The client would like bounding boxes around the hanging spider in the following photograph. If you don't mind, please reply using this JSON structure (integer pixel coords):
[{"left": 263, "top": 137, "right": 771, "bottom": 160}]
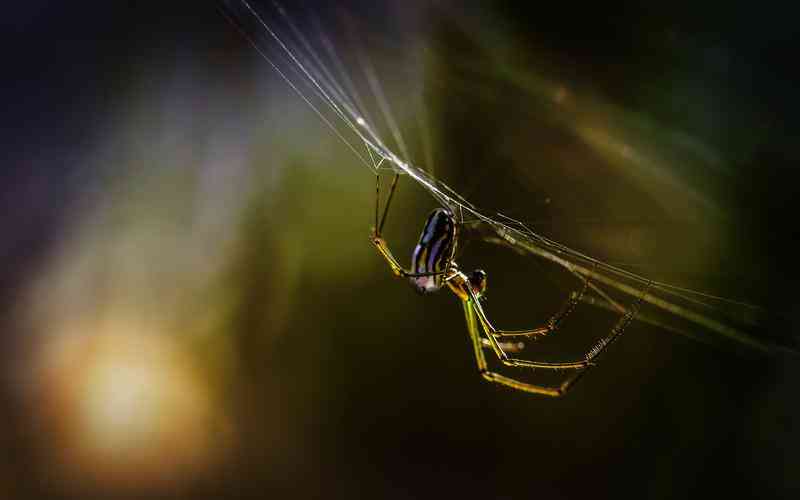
[{"left": 369, "top": 173, "right": 650, "bottom": 396}]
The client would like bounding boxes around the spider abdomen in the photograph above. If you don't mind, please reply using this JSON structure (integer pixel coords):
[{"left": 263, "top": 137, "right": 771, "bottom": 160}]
[{"left": 409, "top": 208, "right": 457, "bottom": 294}]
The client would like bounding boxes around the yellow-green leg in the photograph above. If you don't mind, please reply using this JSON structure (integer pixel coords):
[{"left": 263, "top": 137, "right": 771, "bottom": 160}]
[
  {"left": 371, "top": 172, "right": 445, "bottom": 279},
  {"left": 463, "top": 301, "right": 566, "bottom": 397},
  {"left": 467, "top": 282, "right": 646, "bottom": 370},
  {"left": 488, "top": 274, "right": 590, "bottom": 338},
  {"left": 463, "top": 281, "right": 650, "bottom": 396}
]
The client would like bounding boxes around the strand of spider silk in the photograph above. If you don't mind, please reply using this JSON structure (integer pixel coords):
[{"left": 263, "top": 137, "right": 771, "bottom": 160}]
[
  {"left": 512, "top": 219, "right": 762, "bottom": 311},
  {"left": 244, "top": 0, "right": 357, "bottom": 132},
  {"left": 235, "top": 0, "right": 422, "bottom": 180},
  {"left": 246, "top": 1, "right": 457, "bottom": 197},
  {"left": 273, "top": 0, "right": 388, "bottom": 161},
  {"left": 487, "top": 212, "right": 755, "bottom": 315},
  {"left": 578, "top": 294, "right": 714, "bottom": 346},
  {"left": 484, "top": 205, "right": 760, "bottom": 321},
  {"left": 492, "top": 226, "right": 772, "bottom": 352},
  {"left": 501, "top": 221, "right": 766, "bottom": 328},
  {"left": 266, "top": 0, "right": 403, "bottom": 173},
  {"left": 273, "top": 1, "right": 364, "bottom": 125},
  {"left": 240, "top": 0, "right": 472, "bottom": 207},
  {"left": 312, "top": 15, "right": 380, "bottom": 149},
  {"left": 232, "top": 0, "right": 377, "bottom": 171},
  {"left": 531, "top": 228, "right": 762, "bottom": 320},
  {"left": 489, "top": 216, "right": 755, "bottom": 322},
  {"left": 219, "top": 2, "right": 373, "bottom": 171},
  {"left": 354, "top": 37, "right": 412, "bottom": 166}
]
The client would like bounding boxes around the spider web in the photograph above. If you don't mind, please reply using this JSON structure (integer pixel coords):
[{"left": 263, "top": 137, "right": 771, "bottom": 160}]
[{"left": 219, "top": 0, "right": 795, "bottom": 354}]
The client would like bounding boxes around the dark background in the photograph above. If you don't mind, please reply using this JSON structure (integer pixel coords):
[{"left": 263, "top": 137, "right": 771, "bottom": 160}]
[{"left": 2, "top": 1, "right": 799, "bottom": 499}]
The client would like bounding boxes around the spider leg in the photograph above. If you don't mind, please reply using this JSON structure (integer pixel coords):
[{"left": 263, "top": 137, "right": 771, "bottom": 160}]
[
  {"left": 481, "top": 338, "right": 526, "bottom": 353},
  {"left": 370, "top": 173, "right": 446, "bottom": 279},
  {"left": 371, "top": 235, "right": 446, "bottom": 279},
  {"left": 550, "top": 291, "right": 650, "bottom": 395},
  {"left": 489, "top": 272, "right": 591, "bottom": 338},
  {"left": 463, "top": 283, "right": 650, "bottom": 396},
  {"left": 374, "top": 172, "right": 399, "bottom": 238},
  {"left": 467, "top": 280, "right": 650, "bottom": 371},
  {"left": 467, "top": 284, "right": 591, "bottom": 369},
  {"left": 463, "top": 301, "right": 562, "bottom": 397}
]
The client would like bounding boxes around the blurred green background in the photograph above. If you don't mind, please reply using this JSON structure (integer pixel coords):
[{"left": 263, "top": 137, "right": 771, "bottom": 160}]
[{"left": 1, "top": 1, "right": 798, "bottom": 499}]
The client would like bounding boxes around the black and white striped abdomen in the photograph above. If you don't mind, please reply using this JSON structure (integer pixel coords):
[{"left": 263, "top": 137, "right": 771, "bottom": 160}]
[{"left": 409, "top": 208, "right": 457, "bottom": 294}]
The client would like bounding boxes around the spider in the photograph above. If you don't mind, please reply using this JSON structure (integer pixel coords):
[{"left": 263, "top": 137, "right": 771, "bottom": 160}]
[{"left": 369, "top": 172, "right": 650, "bottom": 396}]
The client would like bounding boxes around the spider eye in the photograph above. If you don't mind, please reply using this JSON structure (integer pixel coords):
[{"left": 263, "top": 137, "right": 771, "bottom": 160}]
[{"left": 468, "top": 269, "right": 488, "bottom": 296}]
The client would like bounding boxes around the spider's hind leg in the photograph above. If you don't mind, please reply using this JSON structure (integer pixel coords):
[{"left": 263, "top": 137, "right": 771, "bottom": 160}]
[{"left": 549, "top": 281, "right": 652, "bottom": 395}]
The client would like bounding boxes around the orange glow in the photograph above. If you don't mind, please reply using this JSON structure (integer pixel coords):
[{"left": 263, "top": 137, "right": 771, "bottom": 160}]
[{"left": 34, "top": 320, "right": 231, "bottom": 490}]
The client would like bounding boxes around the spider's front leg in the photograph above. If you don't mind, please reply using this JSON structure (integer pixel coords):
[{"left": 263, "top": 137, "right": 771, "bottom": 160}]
[
  {"left": 488, "top": 268, "right": 592, "bottom": 340},
  {"left": 370, "top": 232, "right": 447, "bottom": 280},
  {"left": 466, "top": 284, "right": 593, "bottom": 370},
  {"left": 462, "top": 301, "right": 564, "bottom": 397},
  {"left": 370, "top": 172, "right": 411, "bottom": 278},
  {"left": 370, "top": 232, "right": 406, "bottom": 278},
  {"left": 370, "top": 173, "right": 447, "bottom": 280},
  {"left": 463, "top": 281, "right": 650, "bottom": 396}
]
